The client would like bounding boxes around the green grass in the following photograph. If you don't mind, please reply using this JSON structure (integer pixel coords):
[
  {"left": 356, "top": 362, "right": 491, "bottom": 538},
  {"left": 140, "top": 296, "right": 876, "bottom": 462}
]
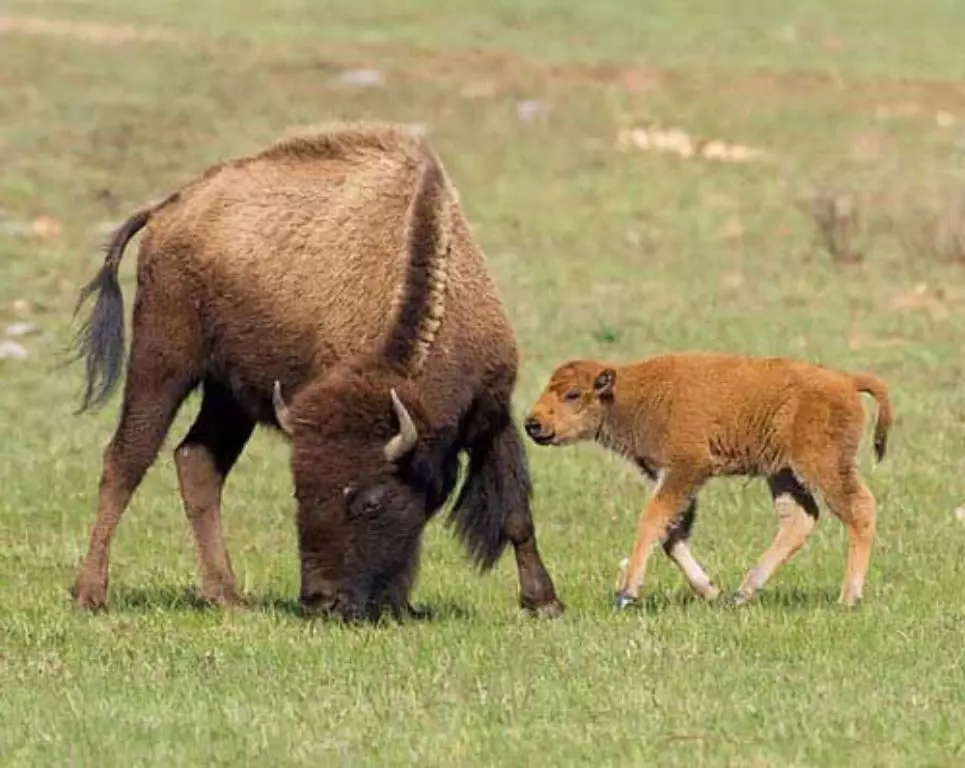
[{"left": 2, "top": 1, "right": 965, "bottom": 765}]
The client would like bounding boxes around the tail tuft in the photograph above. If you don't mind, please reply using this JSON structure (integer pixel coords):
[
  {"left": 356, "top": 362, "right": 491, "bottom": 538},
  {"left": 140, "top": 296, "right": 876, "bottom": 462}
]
[
  {"left": 72, "top": 265, "right": 125, "bottom": 412},
  {"left": 873, "top": 435, "right": 887, "bottom": 463},
  {"left": 852, "top": 373, "right": 893, "bottom": 463},
  {"left": 71, "top": 208, "right": 152, "bottom": 412}
]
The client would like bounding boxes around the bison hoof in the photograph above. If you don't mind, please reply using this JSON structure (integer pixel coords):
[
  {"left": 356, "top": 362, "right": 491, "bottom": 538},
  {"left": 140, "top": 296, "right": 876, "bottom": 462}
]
[
  {"left": 199, "top": 585, "right": 246, "bottom": 608},
  {"left": 402, "top": 603, "right": 432, "bottom": 621},
  {"left": 526, "top": 599, "right": 565, "bottom": 619},
  {"left": 71, "top": 580, "right": 108, "bottom": 612},
  {"left": 613, "top": 591, "right": 639, "bottom": 611}
]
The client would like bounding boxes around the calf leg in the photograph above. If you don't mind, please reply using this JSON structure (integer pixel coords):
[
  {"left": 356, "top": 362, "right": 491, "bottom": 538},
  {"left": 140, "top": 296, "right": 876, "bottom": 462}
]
[
  {"left": 661, "top": 501, "right": 720, "bottom": 599},
  {"left": 822, "top": 471, "right": 877, "bottom": 607},
  {"left": 72, "top": 332, "right": 198, "bottom": 610},
  {"left": 174, "top": 379, "right": 255, "bottom": 606},
  {"left": 732, "top": 469, "right": 819, "bottom": 605},
  {"left": 615, "top": 469, "right": 702, "bottom": 607}
]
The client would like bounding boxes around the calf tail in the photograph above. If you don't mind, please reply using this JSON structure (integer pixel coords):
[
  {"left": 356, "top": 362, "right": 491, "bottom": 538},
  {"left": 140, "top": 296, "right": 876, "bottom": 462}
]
[
  {"left": 72, "top": 205, "right": 154, "bottom": 412},
  {"left": 852, "top": 373, "right": 893, "bottom": 461}
]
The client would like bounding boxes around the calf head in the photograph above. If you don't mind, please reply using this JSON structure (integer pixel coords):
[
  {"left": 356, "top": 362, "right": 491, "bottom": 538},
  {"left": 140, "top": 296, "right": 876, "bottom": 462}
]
[
  {"left": 274, "top": 364, "right": 458, "bottom": 622},
  {"left": 525, "top": 360, "right": 616, "bottom": 446}
]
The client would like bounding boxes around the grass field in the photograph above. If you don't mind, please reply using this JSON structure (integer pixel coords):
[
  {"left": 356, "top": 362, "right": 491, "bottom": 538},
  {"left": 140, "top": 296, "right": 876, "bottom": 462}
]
[{"left": 2, "top": 2, "right": 965, "bottom": 765}]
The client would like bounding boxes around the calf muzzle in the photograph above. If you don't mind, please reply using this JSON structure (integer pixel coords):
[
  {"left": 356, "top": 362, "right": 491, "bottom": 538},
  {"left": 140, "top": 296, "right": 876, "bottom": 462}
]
[{"left": 524, "top": 416, "right": 554, "bottom": 444}]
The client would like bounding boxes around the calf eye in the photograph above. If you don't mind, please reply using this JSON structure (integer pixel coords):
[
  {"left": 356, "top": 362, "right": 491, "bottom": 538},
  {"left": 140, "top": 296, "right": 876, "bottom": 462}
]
[{"left": 563, "top": 389, "right": 581, "bottom": 402}]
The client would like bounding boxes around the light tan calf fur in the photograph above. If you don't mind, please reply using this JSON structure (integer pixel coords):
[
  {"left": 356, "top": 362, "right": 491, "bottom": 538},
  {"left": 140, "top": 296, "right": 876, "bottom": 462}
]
[{"left": 525, "top": 354, "right": 893, "bottom": 608}]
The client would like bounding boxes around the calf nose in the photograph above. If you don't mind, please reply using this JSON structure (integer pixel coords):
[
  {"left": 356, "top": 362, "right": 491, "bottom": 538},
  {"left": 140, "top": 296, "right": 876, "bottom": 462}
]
[{"left": 524, "top": 417, "right": 544, "bottom": 439}]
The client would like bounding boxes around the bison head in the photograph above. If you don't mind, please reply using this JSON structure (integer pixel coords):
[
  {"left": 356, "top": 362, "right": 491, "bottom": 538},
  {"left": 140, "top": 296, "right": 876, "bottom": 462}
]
[{"left": 273, "top": 365, "right": 459, "bottom": 622}]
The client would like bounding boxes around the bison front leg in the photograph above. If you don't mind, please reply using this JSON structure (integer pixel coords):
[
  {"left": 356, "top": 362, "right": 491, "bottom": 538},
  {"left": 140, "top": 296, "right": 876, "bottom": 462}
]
[
  {"left": 450, "top": 416, "right": 564, "bottom": 618},
  {"left": 505, "top": 502, "right": 563, "bottom": 618}
]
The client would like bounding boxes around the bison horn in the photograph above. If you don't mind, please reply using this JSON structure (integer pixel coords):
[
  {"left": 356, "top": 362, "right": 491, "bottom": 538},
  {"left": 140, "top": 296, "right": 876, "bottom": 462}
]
[
  {"left": 273, "top": 380, "right": 295, "bottom": 436},
  {"left": 384, "top": 388, "right": 418, "bottom": 463}
]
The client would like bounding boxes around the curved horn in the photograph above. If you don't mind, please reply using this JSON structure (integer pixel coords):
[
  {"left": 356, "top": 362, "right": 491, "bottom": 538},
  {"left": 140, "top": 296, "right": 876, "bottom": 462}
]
[
  {"left": 273, "top": 380, "right": 295, "bottom": 436},
  {"left": 383, "top": 388, "right": 418, "bottom": 463}
]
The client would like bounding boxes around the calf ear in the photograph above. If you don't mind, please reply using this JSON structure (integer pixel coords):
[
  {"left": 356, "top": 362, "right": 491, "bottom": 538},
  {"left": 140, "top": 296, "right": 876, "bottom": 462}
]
[{"left": 594, "top": 368, "right": 616, "bottom": 399}]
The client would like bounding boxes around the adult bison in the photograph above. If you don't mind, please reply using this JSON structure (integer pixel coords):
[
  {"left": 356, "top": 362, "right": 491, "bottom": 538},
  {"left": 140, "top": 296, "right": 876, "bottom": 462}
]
[{"left": 70, "top": 122, "right": 563, "bottom": 621}]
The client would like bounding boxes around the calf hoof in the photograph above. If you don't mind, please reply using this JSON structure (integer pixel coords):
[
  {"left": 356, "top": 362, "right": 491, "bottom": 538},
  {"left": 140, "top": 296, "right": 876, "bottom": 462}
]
[
  {"left": 613, "top": 591, "right": 639, "bottom": 611},
  {"left": 725, "top": 590, "right": 753, "bottom": 608},
  {"left": 702, "top": 583, "right": 722, "bottom": 601},
  {"left": 70, "top": 578, "right": 108, "bottom": 613},
  {"left": 838, "top": 596, "right": 863, "bottom": 610}
]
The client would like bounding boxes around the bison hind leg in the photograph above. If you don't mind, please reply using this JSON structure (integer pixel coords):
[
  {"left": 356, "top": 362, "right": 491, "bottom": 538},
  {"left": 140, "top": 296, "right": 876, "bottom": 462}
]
[
  {"left": 174, "top": 379, "right": 255, "bottom": 607},
  {"left": 73, "top": 318, "right": 201, "bottom": 611}
]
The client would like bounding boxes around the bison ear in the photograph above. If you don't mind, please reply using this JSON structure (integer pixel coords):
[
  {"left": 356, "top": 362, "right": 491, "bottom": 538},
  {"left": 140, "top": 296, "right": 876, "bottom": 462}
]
[
  {"left": 273, "top": 380, "right": 295, "bottom": 436},
  {"left": 594, "top": 368, "right": 616, "bottom": 399}
]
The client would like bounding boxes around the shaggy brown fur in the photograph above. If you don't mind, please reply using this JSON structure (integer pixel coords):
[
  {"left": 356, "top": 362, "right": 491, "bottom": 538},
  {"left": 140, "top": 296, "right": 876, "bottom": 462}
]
[
  {"left": 70, "top": 122, "right": 562, "bottom": 621},
  {"left": 525, "top": 354, "right": 893, "bottom": 608}
]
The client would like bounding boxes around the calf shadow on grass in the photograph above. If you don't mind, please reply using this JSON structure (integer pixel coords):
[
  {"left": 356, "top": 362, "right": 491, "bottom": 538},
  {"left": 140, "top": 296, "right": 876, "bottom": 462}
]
[
  {"left": 741, "top": 586, "right": 840, "bottom": 610},
  {"left": 89, "top": 584, "right": 475, "bottom": 624},
  {"left": 613, "top": 585, "right": 841, "bottom": 615}
]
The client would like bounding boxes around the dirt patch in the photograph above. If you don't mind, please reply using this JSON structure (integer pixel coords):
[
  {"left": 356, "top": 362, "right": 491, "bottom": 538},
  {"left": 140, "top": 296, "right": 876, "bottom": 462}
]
[
  {"left": 8, "top": 13, "right": 964, "bottom": 112},
  {"left": 291, "top": 38, "right": 965, "bottom": 112},
  {"left": 0, "top": 15, "right": 175, "bottom": 46}
]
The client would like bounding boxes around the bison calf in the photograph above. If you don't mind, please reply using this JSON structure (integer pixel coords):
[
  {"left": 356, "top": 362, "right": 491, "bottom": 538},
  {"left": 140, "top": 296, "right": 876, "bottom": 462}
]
[{"left": 525, "top": 354, "right": 893, "bottom": 609}]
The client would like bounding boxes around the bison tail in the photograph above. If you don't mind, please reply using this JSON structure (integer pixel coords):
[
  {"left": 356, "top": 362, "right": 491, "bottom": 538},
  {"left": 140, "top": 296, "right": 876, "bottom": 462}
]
[
  {"left": 852, "top": 372, "right": 893, "bottom": 462},
  {"left": 447, "top": 410, "right": 531, "bottom": 571},
  {"left": 72, "top": 207, "right": 152, "bottom": 412}
]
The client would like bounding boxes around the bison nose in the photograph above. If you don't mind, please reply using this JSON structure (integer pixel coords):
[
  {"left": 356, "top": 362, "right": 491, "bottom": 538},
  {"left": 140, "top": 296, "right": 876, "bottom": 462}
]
[{"left": 524, "top": 417, "right": 551, "bottom": 443}]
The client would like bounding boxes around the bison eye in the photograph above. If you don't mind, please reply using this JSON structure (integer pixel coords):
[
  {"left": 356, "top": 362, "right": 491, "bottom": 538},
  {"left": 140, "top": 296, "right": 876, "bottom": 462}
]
[
  {"left": 563, "top": 389, "right": 581, "bottom": 402},
  {"left": 350, "top": 485, "right": 387, "bottom": 517}
]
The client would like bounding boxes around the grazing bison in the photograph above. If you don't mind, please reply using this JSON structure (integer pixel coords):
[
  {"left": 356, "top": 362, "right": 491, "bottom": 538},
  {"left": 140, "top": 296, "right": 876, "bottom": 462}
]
[
  {"left": 70, "top": 122, "right": 563, "bottom": 621},
  {"left": 525, "top": 354, "right": 892, "bottom": 609}
]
